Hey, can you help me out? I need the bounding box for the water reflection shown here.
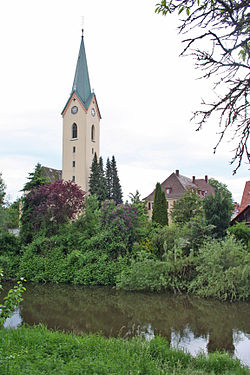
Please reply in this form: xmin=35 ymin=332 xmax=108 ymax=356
xmin=1 ymin=283 xmax=250 ymax=367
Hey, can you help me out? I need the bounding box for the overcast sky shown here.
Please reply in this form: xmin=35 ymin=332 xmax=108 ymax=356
xmin=0 ymin=0 xmax=248 ymax=204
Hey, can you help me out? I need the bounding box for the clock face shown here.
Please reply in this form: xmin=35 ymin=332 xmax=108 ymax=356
xmin=71 ymin=106 xmax=78 ymax=114
xmin=91 ymin=108 xmax=95 ymax=117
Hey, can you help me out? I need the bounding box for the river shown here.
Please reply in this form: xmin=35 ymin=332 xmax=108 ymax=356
xmin=1 ymin=282 xmax=250 ymax=368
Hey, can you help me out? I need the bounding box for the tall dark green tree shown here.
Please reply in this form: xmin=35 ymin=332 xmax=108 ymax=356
xmin=203 ymin=179 xmax=233 ymax=237
xmin=89 ymin=154 xmax=108 ymax=204
xmin=152 ymin=183 xmax=168 ymax=226
xmin=110 ymin=156 xmax=123 ymax=204
xmin=0 ymin=173 xmax=6 ymax=206
xmin=105 ymin=157 xmax=112 ymax=200
xmin=22 ymin=163 xmax=49 ymax=191
xmin=98 ymin=157 xmax=108 ymax=202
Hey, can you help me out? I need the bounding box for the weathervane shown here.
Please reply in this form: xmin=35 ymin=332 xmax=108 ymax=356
xmin=81 ymin=16 xmax=84 ymax=38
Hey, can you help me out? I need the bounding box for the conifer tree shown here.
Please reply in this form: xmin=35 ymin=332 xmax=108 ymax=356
xmin=22 ymin=163 xmax=49 ymax=191
xmin=152 ymin=182 xmax=168 ymax=226
xmin=89 ymin=153 xmax=100 ymax=197
xmin=161 ymin=190 xmax=168 ymax=226
xmin=0 ymin=173 xmax=6 ymax=206
xmin=98 ymin=157 xmax=108 ymax=202
xmin=105 ymin=157 xmax=112 ymax=200
xmin=110 ymin=156 xmax=123 ymax=204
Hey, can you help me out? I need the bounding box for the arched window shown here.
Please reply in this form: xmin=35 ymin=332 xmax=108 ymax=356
xmin=91 ymin=125 xmax=95 ymax=141
xmin=72 ymin=123 xmax=77 ymax=139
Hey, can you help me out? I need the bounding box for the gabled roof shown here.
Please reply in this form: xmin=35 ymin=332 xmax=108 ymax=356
xmin=239 ymin=181 xmax=250 ymax=213
xmin=143 ymin=171 xmax=214 ymax=201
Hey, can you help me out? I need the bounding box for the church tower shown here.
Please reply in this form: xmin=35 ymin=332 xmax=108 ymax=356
xmin=61 ymin=31 xmax=101 ymax=193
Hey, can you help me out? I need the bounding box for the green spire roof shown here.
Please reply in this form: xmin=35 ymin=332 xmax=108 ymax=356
xmin=72 ymin=35 xmax=92 ymax=105
xmin=62 ymin=33 xmax=101 ymax=117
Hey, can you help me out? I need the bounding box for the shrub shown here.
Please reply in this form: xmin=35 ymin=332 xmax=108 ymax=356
xmin=189 ymin=235 xmax=250 ymax=301
xmin=228 ymin=222 xmax=250 ymax=248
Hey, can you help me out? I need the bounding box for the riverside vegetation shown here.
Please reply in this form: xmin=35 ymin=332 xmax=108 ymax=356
xmin=0 ymin=190 xmax=249 ymax=301
xmin=1 ymin=326 xmax=250 ymax=375
xmin=0 ymin=168 xmax=250 ymax=374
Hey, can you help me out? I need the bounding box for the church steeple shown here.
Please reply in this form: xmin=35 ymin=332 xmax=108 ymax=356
xmin=72 ymin=32 xmax=92 ymax=106
xmin=62 ymin=31 xmax=101 ymax=194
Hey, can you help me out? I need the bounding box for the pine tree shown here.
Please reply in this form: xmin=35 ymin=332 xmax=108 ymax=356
xmin=110 ymin=156 xmax=123 ymax=204
xmin=22 ymin=163 xmax=49 ymax=191
xmin=160 ymin=190 xmax=168 ymax=226
xmin=89 ymin=153 xmax=100 ymax=197
xmin=152 ymin=182 xmax=168 ymax=226
xmin=105 ymin=157 xmax=112 ymax=200
xmin=0 ymin=172 xmax=6 ymax=206
xmin=98 ymin=157 xmax=108 ymax=202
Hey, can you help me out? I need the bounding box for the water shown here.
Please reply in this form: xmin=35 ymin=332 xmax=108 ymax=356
xmin=1 ymin=282 xmax=250 ymax=367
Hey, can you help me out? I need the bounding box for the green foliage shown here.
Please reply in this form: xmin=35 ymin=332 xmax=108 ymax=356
xmin=204 ymin=178 xmax=233 ymax=237
xmin=0 ymin=271 xmax=26 ymax=327
xmin=1 ymin=326 xmax=248 ymax=375
xmin=89 ymin=153 xmax=108 ymax=203
xmin=152 ymin=183 xmax=168 ymax=226
xmin=89 ymin=154 xmax=123 ymax=204
xmin=0 ymin=230 xmax=21 ymax=256
xmin=0 ymin=172 xmax=6 ymax=206
xmin=5 ymin=199 xmax=20 ymax=229
xmin=22 ymin=163 xmax=49 ymax=191
xmin=204 ymin=192 xmax=233 ymax=237
xmin=117 ymin=246 xmax=195 ymax=294
xmin=171 ymin=189 xmax=203 ymax=225
xmin=110 ymin=155 xmax=123 ymax=204
xmin=189 ymin=235 xmax=250 ymax=301
xmin=229 ymin=222 xmax=250 ymax=248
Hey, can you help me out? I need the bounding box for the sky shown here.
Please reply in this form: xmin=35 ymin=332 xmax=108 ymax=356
xmin=0 ymin=0 xmax=248 ymax=204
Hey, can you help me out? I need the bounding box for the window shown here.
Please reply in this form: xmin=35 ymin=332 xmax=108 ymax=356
xmin=148 ymin=202 xmax=153 ymax=210
xmin=72 ymin=176 xmax=75 ymax=182
xmin=92 ymin=148 xmax=94 ymax=154
xmin=166 ymin=188 xmax=172 ymax=194
xmin=72 ymin=161 xmax=75 ymax=167
xmin=73 ymin=146 xmax=76 ymax=153
xmin=72 ymin=123 xmax=77 ymax=139
xmin=91 ymin=125 xmax=95 ymax=141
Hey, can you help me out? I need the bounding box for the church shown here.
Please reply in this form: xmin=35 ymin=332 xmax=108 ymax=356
xmin=42 ymin=31 xmax=101 ymax=193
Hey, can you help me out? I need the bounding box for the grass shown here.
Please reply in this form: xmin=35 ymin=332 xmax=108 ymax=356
xmin=0 ymin=326 xmax=249 ymax=375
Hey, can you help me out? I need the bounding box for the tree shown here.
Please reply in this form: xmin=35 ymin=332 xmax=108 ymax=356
xmin=152 ymin=183 xmax=168 ymax=226
xmin=203 ymin=178 xmax=234 ymax=237
xmin=89 ymin=154 xmax=108 ymax=204
xmin=156 ymin=0 xmax=250 ymax=173
xmin=110 ymin=156 xmax=123 ymax=204
xmin=98 ymin=157 xmax=108 ymax=202
xmin=89 ymin=153 xmax=100 ymax=197
xmin=0 ymin=173 xmax=6 ymax=206
xmin=22 ymin=163 xmax=49 ymax=191
xmin=20 ymin=180 xmax=85 ymax=243
xmin=105 ymin=157 xmax=112 ymax=199
xmin=171 ymin=189 xmax=203 ymax=225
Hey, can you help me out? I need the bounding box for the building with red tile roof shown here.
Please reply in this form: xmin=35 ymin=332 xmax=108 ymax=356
xmin=143 ymin=170 xmax=215 ymax=222
xmin=231 ymin=181 xmax=250 ymax=226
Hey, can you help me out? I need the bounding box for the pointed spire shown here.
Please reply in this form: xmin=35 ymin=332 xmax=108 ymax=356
xmin=72 ymin=33 xmax=91 ymax=105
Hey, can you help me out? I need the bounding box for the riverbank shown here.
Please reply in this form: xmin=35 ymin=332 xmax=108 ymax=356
xmin=0 ymin=325 xmax=249 ymax=375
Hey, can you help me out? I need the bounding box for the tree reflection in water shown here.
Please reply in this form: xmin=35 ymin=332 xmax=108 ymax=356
xmin=1 ymin=283 xmax=249 ymax=366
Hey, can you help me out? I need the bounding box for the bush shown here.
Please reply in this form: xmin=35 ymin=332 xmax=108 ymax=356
xmin=228 ymin=222 xmax=250 ymax=248
xmin=189 ymin=235 xmax=250 ymax=301
xmin=0 ymin=230 xmax=21 ymax=256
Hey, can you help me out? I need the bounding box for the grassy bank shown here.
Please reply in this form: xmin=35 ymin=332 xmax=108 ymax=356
xmin=0 ymin=326 xmax=249 ymax=375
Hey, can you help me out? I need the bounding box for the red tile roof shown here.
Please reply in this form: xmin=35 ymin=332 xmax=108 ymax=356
xmin=239 ymin=181 xmax=250 ymax=213
xmin=143 ymin=171 xmax=214 ymax=201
